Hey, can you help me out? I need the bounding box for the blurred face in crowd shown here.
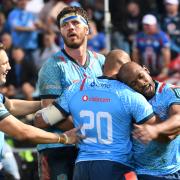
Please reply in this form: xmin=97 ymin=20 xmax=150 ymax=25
xmin=1 ymin=33 xmax=12 ymax=49
xmin=165 ymin=3 xmax=179 ymax=15
xmin=0 ymin=49 xmax=11 ymax=85
xmin=17 ymin=0 xmax=27 ymax=9
xmin=0 ymin=13 xmax=5 ymax=26
xmin=143 ymin=24 xmax=158 ymax=35
xmin=59 ymin=14 xmax=89 ymax=49
xmin=127 ymin=2 xmax=140 ymax=17
xmin=43 ymin=33 xmax=55 ymax=47
xmin=118 ymin=62 xmax=155 ymax=99
xmin=12 ymin=48 xmax=25 ymax=63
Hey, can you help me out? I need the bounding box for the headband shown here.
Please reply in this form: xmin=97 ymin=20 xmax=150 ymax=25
xmin=60 ymin=13 xmax=88 ymax=28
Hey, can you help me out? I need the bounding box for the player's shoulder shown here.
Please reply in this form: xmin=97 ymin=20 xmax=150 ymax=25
xmin=39 ymin=50 xmax=66 ymax=70
xmin=88 ymin=50 xmax=105 ymax=60
xmin=47 ymin=50 xmax=66 ymax=63
xmin=156 ymin=81 xmax=180 ymax=98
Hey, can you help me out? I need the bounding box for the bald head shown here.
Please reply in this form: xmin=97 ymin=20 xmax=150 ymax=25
xmin=103 ymin=49 xmax=131 ymax=78
xmin=117 ymin=62 xmax=142 ymax=84
xmin=117 ymin=62 xmax=155 ymax=99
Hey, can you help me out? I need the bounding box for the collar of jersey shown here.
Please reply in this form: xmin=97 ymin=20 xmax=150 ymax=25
xmin=154 ymin=80 xmax=159 ymax=93
xmin=98 ymin=76 xmax=116 ymax=80
xmin=62 ymin=49 xmax=90 ymax=68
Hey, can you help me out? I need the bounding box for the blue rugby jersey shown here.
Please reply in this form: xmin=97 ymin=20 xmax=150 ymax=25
xmin=54 ymin=77 xmax=154 ymax=167
xmin=133 ymin=81 xmax=180 ymax=176
xmin=37 ymin=49 xmax=105 ymax=150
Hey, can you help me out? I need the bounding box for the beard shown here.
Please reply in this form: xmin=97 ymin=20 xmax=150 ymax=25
xmin=63 ymin=35 xmax=86 ymax=49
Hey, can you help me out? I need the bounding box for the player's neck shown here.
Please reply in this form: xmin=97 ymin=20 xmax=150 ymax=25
xmin=64 ymin=44 xmax=87 ymax=66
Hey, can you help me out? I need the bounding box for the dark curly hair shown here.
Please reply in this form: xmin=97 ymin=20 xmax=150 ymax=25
xmin=56 ymin=6 xmax=89 ymax=27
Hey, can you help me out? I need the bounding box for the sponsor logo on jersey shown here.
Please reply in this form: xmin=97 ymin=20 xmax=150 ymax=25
xmin=90 ymin=81 xmax=110 ymax=88
xmin=82 ymin=95 xmax=88 ymax=101
xmin=82 ymin=95 xmax=110 ymax=103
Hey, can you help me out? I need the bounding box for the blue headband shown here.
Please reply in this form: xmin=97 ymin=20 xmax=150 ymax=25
xmin=60 ymin=13 xmax=88 ymax=27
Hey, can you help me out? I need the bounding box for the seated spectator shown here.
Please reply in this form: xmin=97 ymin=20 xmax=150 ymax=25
xmin=87 ymin=21 xmax=107 ymax=55
xmin=33 ymin=31 xmax=60 ymax=71
xmin=6 ymin=47 xmax=37 ymax=100
xmin=132 ymin=14 xmax=171 ymax=79
xmin=160 ymin=0 xmax=180 ymax=60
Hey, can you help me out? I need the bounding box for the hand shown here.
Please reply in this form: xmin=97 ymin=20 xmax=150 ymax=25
xmin=63 ymin=127 xmax=86 ymax=144
xmin=132 ymin=124 xmax=159 ymax=144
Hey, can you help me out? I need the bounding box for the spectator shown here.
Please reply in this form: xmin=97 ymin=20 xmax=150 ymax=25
xmin=125 ymin=1 xmax=142 ymax=52
xmin=132 ymin=14 xmax=171 ymax=79
xmin=0 ymin=0 xmax=15 ymax=18
xmin=161 ymin=0 xmax=180 ymax=59
xmin=1 ymin=33 xmax=13 ymax=63
xmin=6 ymin=47 xmax=37 ymax=100
xmin=38 ymin=0 xmax=68 ymax=32
xmin=6 ymin=0 xmax=42 ymax=60
xmin=87 ymin=20 xmax=107 ymax=55
xmin=0 ymin=12 xmax=7 ymax=37
xmin=33 ymin=31 xmax=60 ymax=71
xmin=110 ymin=0 xmax=130 ymax=53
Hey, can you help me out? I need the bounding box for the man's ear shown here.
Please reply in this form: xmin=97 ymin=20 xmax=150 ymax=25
xmin=86 ymin=30 xmax=89 ymax=35
xmin=142 ymin=65 xmax=150 ymax=74
xmin=86 ymin=26 xmax=89 ymax=35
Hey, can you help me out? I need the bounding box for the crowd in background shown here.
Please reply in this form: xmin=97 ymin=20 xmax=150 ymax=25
xmin=0 ymin=0 xmax=179 ymax=100
xmin=0 ymin=0 xmax=179 ymax=179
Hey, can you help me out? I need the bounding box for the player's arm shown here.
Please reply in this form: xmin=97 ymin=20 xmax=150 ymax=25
xmin=0 ymin=115 xmax=83 ymax=144
xmin=133 ymin=105 xmax=180 ymax=143
xmin=4 ymin=97 xmax=41 ymax=116
xmin=33 ymin=98 xmax=56 ymax=128
xmin=156 ymin=104 xmax=180 ymax=135
xmin=41 ymin=98 xmax=55 ymax=107
xmin=34 ymin=103 xmax=70 ymax=127
xmin=34 ymin=98 xmax=74 ymax=130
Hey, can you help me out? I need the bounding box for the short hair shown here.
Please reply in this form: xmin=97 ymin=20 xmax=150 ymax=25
xmin=56 ymin=6 xmax=89 ymax=27
xmin=117 ymin=64 xmax=129 ymax=84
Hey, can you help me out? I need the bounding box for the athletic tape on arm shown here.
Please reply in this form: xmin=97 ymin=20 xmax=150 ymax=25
xmin=38 ymin=105 xmax=65 ymax=125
